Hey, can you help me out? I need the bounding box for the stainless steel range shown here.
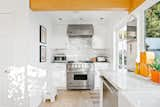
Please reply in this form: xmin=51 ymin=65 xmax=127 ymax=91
xmin=66 ymin=61 xmax=95 ymax=90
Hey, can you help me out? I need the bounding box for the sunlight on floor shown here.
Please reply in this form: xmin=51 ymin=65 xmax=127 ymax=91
xmin=39 ymin=90 xmax=100 ymax=107
xmin=6 ymin=65 xmax=48 ymax=107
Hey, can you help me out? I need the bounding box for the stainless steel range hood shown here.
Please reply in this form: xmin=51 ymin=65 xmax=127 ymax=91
xmin=67 ymin=24 xmax=94 ymax=38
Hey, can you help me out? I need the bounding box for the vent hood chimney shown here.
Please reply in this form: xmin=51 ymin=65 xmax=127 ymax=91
xmin=67 ymin=24 xmax=94 ymax=38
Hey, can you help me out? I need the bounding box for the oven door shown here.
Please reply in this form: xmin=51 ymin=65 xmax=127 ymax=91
xmin=67 ymin=71 xmax=89 ymax=89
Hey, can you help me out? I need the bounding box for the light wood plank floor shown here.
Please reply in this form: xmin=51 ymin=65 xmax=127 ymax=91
xmin=39 ymin=90 xmax=100 ymax=107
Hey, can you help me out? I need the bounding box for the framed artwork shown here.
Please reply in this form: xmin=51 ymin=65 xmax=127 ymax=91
xmin=40 ymin=25 xmax=47 ymax=44
xmin=40 ymin=45 xmax=47 ymax=62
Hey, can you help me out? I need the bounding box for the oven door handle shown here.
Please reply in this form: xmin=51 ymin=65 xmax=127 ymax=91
xmin=73 ymin=72 xmax=88 ymax=75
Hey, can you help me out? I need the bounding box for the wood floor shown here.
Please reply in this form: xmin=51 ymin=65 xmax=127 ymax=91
xmin=39 ymin=90 xmax=100 ymax=107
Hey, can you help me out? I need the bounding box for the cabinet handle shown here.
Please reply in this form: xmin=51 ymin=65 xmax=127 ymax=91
xmin=103 ymin=79 xmax=117 ymax=94
xmin=4 ymin=70 xmax=10 ymax=73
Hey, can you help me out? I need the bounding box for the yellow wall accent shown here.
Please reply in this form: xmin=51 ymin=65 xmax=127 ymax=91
xmin=129 ymin=0 xmax=145 ymax=13
xmin=30 ymin=0 xmax=130 ymax=11
xmin=30 ymin=0 xmax=145 ymax=12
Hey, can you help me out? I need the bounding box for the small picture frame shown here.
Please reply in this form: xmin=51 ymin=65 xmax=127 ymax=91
xmin=40 ymin=25 xmax=47 ymax=44
xmin=40 ymin=45 xmax=47 ymax=62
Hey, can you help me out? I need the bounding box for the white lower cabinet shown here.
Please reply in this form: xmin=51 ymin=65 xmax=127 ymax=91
xmin=27 ymin=65 xmax=48 ymax=107
xmin=0 ymin=67 xmax=26 ymax=107
xmin=0 ymin=63 xmax=66 ymax=107
xmin=0 ymin=66 xmax=49 ymax=107
xmin=95 ymin=63 xmax=110 ymax=89
xmin=47 ymin=63 xmax=66 ymax=91
xmin=0 ymin=72 xmax=9 ymax=107
xmin=118 ymin=92 xmax=134 ymax=107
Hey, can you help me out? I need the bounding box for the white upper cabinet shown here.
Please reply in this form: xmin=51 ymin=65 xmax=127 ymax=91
xmin=92 ymin=38 xmax=109 ymax=49
xmin=0 ymin=0 xmax=15 ymax=12
xmin=50 ymin=25 xmax=68 ymax=49
xmin=0 ymin=14 xmax=14 ymax=69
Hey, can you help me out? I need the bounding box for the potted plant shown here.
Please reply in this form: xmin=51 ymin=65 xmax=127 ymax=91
xmin=150 ymin=56 xmax=160 ymax=83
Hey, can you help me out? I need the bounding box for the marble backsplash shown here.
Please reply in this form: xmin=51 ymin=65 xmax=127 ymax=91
xmin=50 ymin=37 xmax=111 ymax=62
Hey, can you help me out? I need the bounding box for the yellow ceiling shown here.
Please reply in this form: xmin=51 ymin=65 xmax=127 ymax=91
xmin=129 ymin=0 xmax=145 ymax=12
xmin=30 ymin=0 xmax=145 ymax=12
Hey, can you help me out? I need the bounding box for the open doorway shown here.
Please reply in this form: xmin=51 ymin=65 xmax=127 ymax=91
xmin=126 ymin=16 xmax=137 ymax=72
xmin=117 ymin=16 xmax=137 ymax=72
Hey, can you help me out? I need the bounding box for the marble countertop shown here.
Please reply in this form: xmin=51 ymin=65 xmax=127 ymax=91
xmin=100 ymin=70 xmax=160 ymax=107
xmin=100 ymin=70 xmax=160 ymax=90
xmin=120 ymin=90 xmax=160 ymax=107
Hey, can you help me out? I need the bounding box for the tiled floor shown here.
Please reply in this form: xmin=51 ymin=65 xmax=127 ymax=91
xmin=39 ymin=90 xmax=100 ymax=107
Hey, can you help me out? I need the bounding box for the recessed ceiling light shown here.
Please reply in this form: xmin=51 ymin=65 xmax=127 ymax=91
xmin=73 ymin=11 xmax=79 ymax=14
xmin=100 ymin=17 xmax=104 ymax=20
xmin=80 ymin=18 xmax=83 ymax=20
xmin=58 ymin=18 xmax=63 ymax=21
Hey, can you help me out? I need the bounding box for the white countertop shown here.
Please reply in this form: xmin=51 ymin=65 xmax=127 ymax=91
xmin=120 ymin=90 xmax=160 ymax=107
xmin=100 ymin=70 xmax=160 ymax=90
xmin=100 ymin=70 xmax=160 ymax=107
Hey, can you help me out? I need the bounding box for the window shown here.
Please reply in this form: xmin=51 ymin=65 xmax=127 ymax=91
xmin=145 ymin=1 xmax=160 ymax=56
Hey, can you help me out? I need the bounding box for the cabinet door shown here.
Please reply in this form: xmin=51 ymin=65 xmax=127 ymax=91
xmin=27 ymin=65 xmax=48 ymax=107
xmin=118 ymin=92 xmax=134 ymax=107
xmin=0 ymin=14 xmax=13 ymax=107
xmin=0 ymin=14 xmax=14 ymax=68
xmin=0 ymin=14 xmax=16 ymax=107
xmin=0 ymin=72 xmax=9 ymax=107
xmin=47 ymin=63 xmax=66 ymax=90
xmin=0 ymin=0 xmax=14 ymax=12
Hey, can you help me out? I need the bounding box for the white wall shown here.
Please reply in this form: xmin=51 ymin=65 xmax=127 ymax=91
xmin=0 ymin=0 xmax=55 ymax=67
xmin=0 ymin=0 xmax=55 ymax=107
xmin=0 ymin=0 xmax=128 ymax=106
xmin=50 ymin=11 xmax=128 ymax=67
xmin=48 ymin=11 xmax=128 ymax=91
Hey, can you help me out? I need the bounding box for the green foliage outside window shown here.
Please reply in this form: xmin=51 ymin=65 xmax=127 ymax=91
xmin=145 ymin=2 xmax=160 ymax=37
xmin=150 ymin=56 xmax=160 ymax=71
